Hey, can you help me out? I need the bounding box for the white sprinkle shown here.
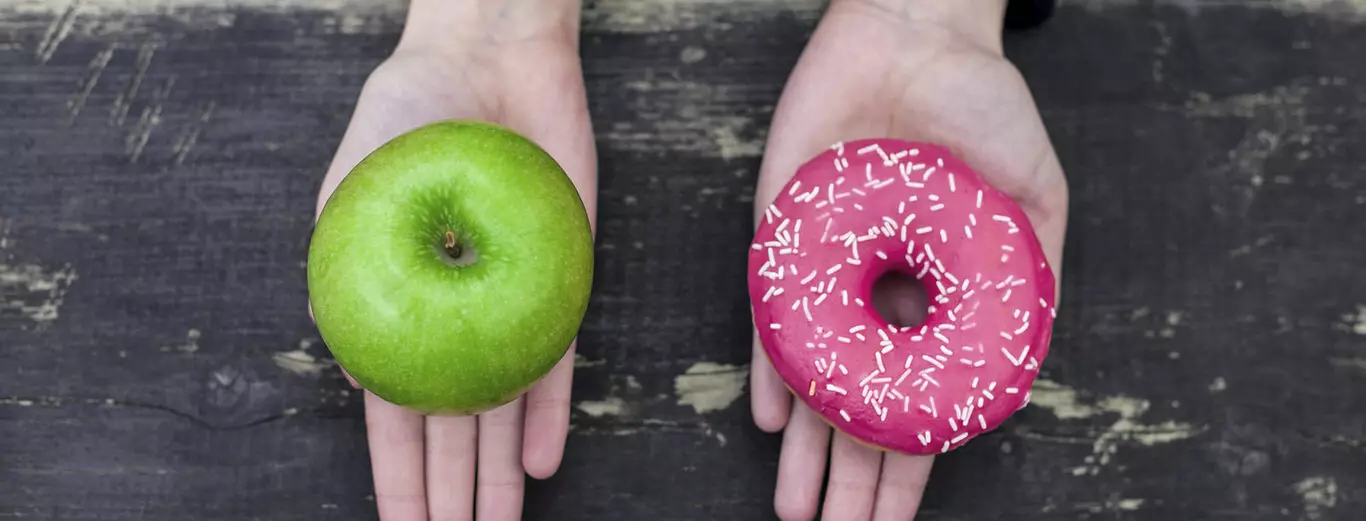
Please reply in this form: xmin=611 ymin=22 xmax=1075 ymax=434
xmin=976 ymin=190 xmax=983 ymax=208
xmin=1001 ymin=345 xmax=1030 ymax=367
xmin=930 ymin=203 xmax=945 ymax=212
xmin=826 ymin=384 xmax=847 ymax=395
xmin=839 ymin=364 xmax=848 ymax=375
xmin=951 ymin=432 xmax=969 ymax=444
xmin=922 ymin=355 xmax=945 ymax=369
xmin=969 ymin=214 xmax=978 ymax=226
xmin=841 ymin=291 xmax=849 ymax=306
xmin=916 ymin=226 xmax=933 ymax=234
xmin=880 ymin=406 xmax=888 ymax=422
xmin=837 ymin=336 xmax=851 ymax=344
xmin=941 ymin=441 xmax=950 ymax=452
xmin=949 ymin=174 xmax=956 ymax=192
xmin=978 ymin=414 xmax=987 ymax=430
xmin=813 ymin=293 xmax=828 ymax=306
xmin=939 ymin=229 xmax=948 ymax=243
xmin=800 ymin=270 xmax=817 ymax=285
xmin=983 ymin=390 xmax=995 ymax=400
xmin=859 ymin=370 xmax=879 ymax=387
xmin=840 ymin=410 xmax=851 ymax=422
xmin=949 ymin=418 xmax=959 ymax=431
xmin=854 ymin=298 xmax=865 ymax=307
xmin=895 ymin=368 xmax=912 ymax=386
xmin=1005 ymin=387 xmax=1019 ymax=394
xmin=875 ymin=250 xmax=888 ymax=260
xmin=971 ymin=377 xmax=979 ymax=388
xmin=992 ymin=214 xmax=1010 ymax=222
xmin=929 ymin=397 xmax=938 ymax=417
xmin=907 ymin=397 xmax=914 ymax=414
xmin=769 ymin=323 xmax=782 ymax=330
xmin=802 ymin=298 xmax=813 ymax=321
xmin=1000 ymin=331 xmax=1013 ymax=340
xmin=787 ymin=180 xmax=803 ymax=196
xmin=762 ymin=287 xmax=776 ymax=302
xmin=1002 ymin=289 xmax=1013 ymax=302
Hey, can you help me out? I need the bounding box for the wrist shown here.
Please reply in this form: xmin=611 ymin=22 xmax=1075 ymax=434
xmin=833 ymin=0 xmax=1008 ymax=51
xmin=397 ymin=0 xmax=582 ymax=54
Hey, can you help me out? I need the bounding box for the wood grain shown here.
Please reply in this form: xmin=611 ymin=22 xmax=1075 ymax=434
xmin=2 ymin=1 xmax=1364 ymax=519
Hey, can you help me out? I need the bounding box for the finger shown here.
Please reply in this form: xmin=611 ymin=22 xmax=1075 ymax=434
xmin=870 ymin=452 xmax=934 ymax=521
xmin=774 ymin=403 xmax=832 ymax=521
xmin=751 ymin=333 xmax=792 ymax=432
xmin=819 ymin=433 xmax=883 ymax=521
xmin=364 ymin=391 xmax=428 ymax=521
xmin=425 ymin=414 xmax=478 ymax=521
xmin=476 ymin=398 xmax=526 ymax=521
xmin=522 ymin=342 xmax=575 ymax=478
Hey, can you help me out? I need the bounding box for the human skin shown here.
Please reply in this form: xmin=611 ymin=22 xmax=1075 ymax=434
xmin=311 ymin=1 xmax=595 ymax=520
xmin=747 ymin=1 xmax=1069 ymax=520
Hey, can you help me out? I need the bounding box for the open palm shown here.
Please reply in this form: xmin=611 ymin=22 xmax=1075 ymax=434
xmin=312 ymin=32 xmax=596 ymax=521
xmin=749 ymin=2 xmax=1068 ymax=520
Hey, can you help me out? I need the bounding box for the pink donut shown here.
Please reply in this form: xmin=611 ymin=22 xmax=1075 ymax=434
xmin=748 ymin=138 xmax=1057 ymax=455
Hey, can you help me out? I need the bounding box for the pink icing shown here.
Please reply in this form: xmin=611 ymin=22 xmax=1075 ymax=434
xmin=748 ymin=138 xmax=1057 ymax=455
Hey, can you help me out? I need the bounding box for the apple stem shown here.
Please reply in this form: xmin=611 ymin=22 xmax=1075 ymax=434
xmin=443 ymin=230 xmax=462 ymax=259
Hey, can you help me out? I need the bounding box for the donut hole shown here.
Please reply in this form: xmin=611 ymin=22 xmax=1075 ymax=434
xmin=870 ymin=271 xmax=930 ymax=329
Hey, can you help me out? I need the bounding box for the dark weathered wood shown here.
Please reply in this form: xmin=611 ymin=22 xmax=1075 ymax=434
xmin=2 ymin=0 xmax=1364 ymax=519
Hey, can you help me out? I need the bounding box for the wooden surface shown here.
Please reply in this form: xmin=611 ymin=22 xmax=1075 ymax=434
xmin=2 ymin=0 xmax=1365 ymax=519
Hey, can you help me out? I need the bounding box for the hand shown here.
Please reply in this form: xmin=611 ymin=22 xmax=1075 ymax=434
xmin=748 ymin=1 xmax=1068 ymax=520
xmin=311 ymin=2 xmax=595 ymax=519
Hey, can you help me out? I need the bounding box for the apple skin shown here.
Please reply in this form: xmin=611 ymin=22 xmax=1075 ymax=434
xmin=307 ymin=120 xmax=594 ymax=415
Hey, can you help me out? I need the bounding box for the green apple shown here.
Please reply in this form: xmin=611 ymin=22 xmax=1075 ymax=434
xmin=307 ymin=120 xmax=594 ymax=415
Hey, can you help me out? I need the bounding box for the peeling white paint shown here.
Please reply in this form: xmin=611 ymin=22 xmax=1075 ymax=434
xmin=158 ymin=328 xmax=200 ymax=353
xmin=1293 ymin=476 xmax=1338 ymax=519
xmin=573 ymin=375 xmax=640 ymax=417
xmin=1 ymin=262 xmax=78 ymax=324
xmin=1029 ymin=379 xmax=1203 ymax=476
xmin=674 ymin=362 xmax=748 ymax=414
xmin=575 ymin=396 xmax=628 ymax=418
xmin=1329 ymin=357 xmax=1366 ymax=373
xmin=573 ymin=353 xmax=607 ymax=368
xmin=273 ymin=349 xmax=332 ymax=376
xmin=1343 ymin=305 xmax=1366 ymax=335
xmin=1208 ymin=377 xmax=1227 ymax=392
